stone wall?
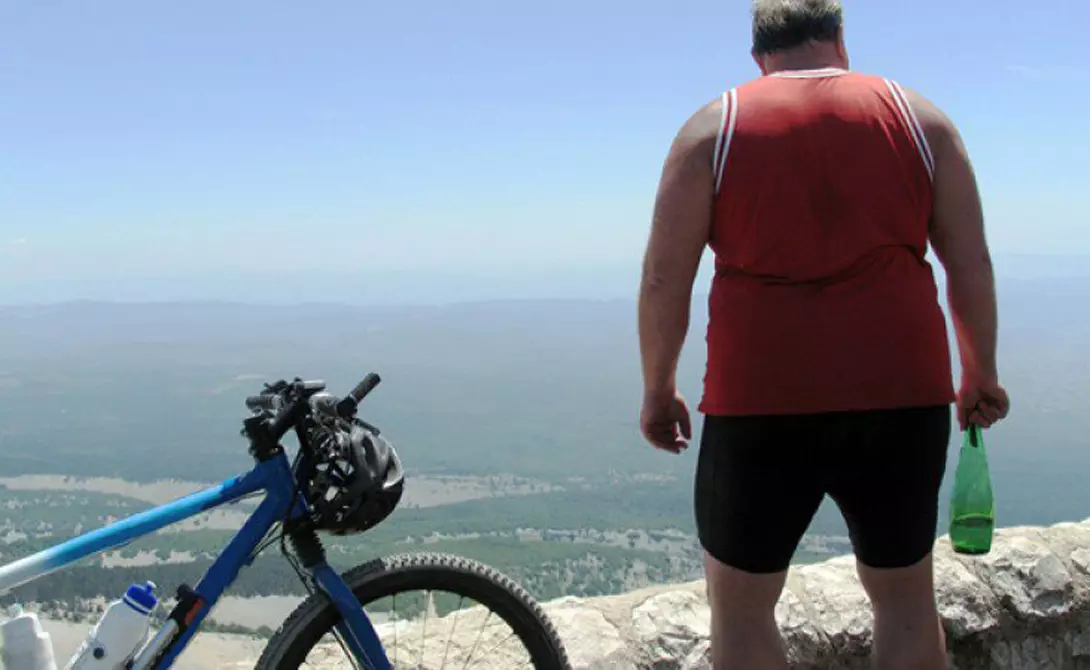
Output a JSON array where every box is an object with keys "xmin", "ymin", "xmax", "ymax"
[
  {"xmin": 542, "ymin": 517, "xmax": 1090, "ymax": 669},
  {"xmin": 239, "ymin": 518, "xmax": 1090, "ymax": 669}
]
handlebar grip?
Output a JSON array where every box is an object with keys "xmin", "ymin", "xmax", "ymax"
[
  {"xmin": 335, "ymin": 373, "xmax": 381, "ymax": 418},
  {"xmin": 246, "ymin": 395, "xmax": 278, "ymax": 412},
  {"xmin": 350, "ymin": 373, "xmax": 381, "ymax": 403}
]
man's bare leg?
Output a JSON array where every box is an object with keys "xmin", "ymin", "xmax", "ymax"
[
  {"xmin": 856, "ymin": 553, "xmax": 947, "ymax": 670},
  {"xmin": 704, "ymin": 551, "xmax": 791, "ymax": 670}
]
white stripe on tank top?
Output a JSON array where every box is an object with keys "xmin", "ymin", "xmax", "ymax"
[
  {"xmin": 711, "ymin": 72, "xmax": 935, "ymax": 191},
  {"xmin": 712, "ymin": 88, "xmax": 738, "ymax": 195},
  {"xmin": 884, "ymin": 78, "xmax": 935, "ymax": 181}
]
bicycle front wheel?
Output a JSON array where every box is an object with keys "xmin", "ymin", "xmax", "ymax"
[{"xmin": 256, "ymin": 552, "xmax": 570, "ymax": 670}]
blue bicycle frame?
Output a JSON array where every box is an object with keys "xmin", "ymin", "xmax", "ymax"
[{"xmin": 0, "ymin": 449, "xmax": 391, "ymax": 669}]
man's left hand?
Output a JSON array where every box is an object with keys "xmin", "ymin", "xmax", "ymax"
[{"xmin": 640, "ymin": 389, "xmax": 692, "ymax": 454}]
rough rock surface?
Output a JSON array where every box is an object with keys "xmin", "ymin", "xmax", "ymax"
[
  {"xmin": 235, "ymin": 518, "xmax": 1090, "ymax": 669},
  {"xmin": 541, "ymin": 518, "xmax": 1090, "ymax": 669}
]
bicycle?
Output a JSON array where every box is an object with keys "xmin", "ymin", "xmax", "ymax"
[{"xmin": 0, "ymin": 373, "xmax": 571, "ymax": 669}]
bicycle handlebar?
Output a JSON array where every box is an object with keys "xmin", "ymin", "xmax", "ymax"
[
  {"xmin": 336, "ymin": 372, "xmax": 381, "ymax": 418},
  {"xmin": 244, "ymin": 374, "xmax": 382, "ymax": 445}
]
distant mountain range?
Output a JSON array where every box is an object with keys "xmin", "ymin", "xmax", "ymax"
[{"xmin": 2, "ymin": 252, "xmax": 1086, "ymax": 306}]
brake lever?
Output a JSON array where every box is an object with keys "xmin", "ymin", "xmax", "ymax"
[
  {"xmin": 357, "ymin": 418, "xmax": 381, "ymax": 436},
  {"xmin": 264, "ymin": 380, "xmax": 290, "ymax": 394}
]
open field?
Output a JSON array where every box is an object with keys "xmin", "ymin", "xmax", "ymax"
[
  {"xmin": 0, "ymin": 473, "xmax": 854, "ymax": 635},
  {"xmin": 0, "ymin": 473, "xmax": 563, "ymax": 510}
]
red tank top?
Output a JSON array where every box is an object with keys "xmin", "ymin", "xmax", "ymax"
[{"xmin": 699, "ymin": 68, "xmax": 955, "ymax": 416}]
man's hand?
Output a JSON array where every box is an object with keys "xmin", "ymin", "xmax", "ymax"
[
  {"xmin": 637, "ymin": 97, "xmax": 718, "ymax": 452},
  {"xmin": 903, "ymin": 85, "xmax": 1006, "ymax": 436},
  {"xmin": 640, "ymin": 389, "xmax": 692, "ymax": 454},
  {"xmin": 958, "ymin": 376, "xmax": 1010, "ymax": 431}
]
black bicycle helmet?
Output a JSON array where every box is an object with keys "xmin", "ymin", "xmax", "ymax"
[{"xmin": 301, "ymin": 395, "xmax": 405, "ymax": 536}]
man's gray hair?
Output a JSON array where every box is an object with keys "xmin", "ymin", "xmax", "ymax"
[{"xmin": 751, "ymin": 0, "xmax": 844, "ymax": 56}]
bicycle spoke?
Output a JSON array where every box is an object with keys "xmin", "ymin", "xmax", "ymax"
[
  {"xmin": 330, "ymin": 627, "xmax": 364, "ymax": 670},
  {"xmin": 439, "ymin": 595, "xmax": 466, "ymax": 669},
  {"xmin": 460, "ymin": 609, "xmax": 493, "ymax": 670},
  {"xmin": 468, "ymin": 630, "xmax": 520, "ymax": 669},
  {"xmin": 418, "ymin": 589, "xmax": 431, "ymax": 669},
  {"xmin": 392, "ymin": 593, "xmax": 398, "ymax": 668}
]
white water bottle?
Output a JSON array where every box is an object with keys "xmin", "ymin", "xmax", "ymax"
[
  {"xmin": 65, "ymin": 582, "xmax": 158, "ymax": 670},
  {"xmin": 0, "ymin": 604, "xmax": 58, "ymax": 670}
]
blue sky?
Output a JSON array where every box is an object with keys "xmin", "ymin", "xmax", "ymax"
[{"xmin": 0, "ymin": 0, "xmax": 1086, "ymax": 303}]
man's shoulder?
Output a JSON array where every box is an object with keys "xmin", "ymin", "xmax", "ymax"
[
  {"xmin": 678, "ymin": 94, "xmax": 729, "ymax": 151},
  {"xmin": 887, "ymin": 79, "xmax": 958, "ymax": 152},
  {"xmin": 681, "ymin": 77, "xmax": 760, "ymax": 137}
]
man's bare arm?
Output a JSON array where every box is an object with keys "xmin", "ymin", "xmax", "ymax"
[
  {"xmin": 638, "ymin": 101, "xmax": 719, "ymax": 398},
  {"xmin": 907, "ymin": 89, "xmax": 999, "ymax": 384}
]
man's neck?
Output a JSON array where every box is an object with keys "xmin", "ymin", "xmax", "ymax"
[{"xmin": 761, "ymin": 48, "xmax": 847, "ymax": 76}]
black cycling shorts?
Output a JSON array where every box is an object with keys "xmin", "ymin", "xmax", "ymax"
[{"xmin": 694, "ymin": 405, "xmax": 951, "ymax": 573}]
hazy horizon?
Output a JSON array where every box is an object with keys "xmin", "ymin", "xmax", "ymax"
[{"xmin": 2, "ymin": 251, "xmax": 1087, "ymax": 307}]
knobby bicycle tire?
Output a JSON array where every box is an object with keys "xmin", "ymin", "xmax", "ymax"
[{"xmin": 255, "ymin": 552, "xmax": 571, "ymax": 669}]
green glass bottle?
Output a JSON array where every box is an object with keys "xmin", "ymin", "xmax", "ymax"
[{"xmin": 949, "ymin": 424, "xmax": 996, "ymax": 554}]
